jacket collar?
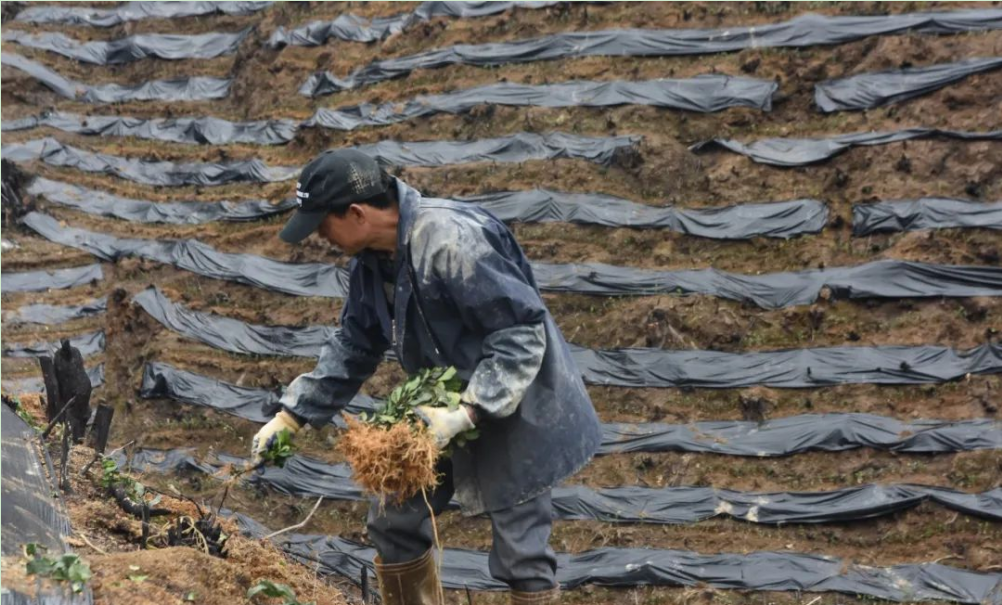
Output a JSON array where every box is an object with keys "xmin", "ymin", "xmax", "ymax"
[{"xmin": 395, "ymin": 177, "xmax": 422, "ymax": 256}]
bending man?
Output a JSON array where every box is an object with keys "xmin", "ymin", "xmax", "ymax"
[{"xmin": 252, "ymin": 149, "xmax": 601, "ymax": 604}]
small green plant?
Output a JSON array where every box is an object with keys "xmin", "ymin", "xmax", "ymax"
[
  {"xmin": 358, "ymin": 366, "xmax": 479, "ymax": 447},
  {"xmin": 100, "ymin": 458, "xmax": 124, "ymax": 490},
  {"xmin": 100, "ymin": 458, "xmax": 160, "ymax": 506},
  {"xmin": 260, "ymin": 429, "xmax": 296, "ymax": 468},
  {"xmin": 132, "ymin": 480, "xmax": 161, "ymax": 506},
  {"xmin": 23, "ymin": 543, "xmax": 92, "ymax": 594},
  {"xmin": 247, "ymin": 580, "xmax": 314, "ymax": 605}
]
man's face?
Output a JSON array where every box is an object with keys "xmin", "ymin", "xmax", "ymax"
[{"xmin": 317, "ymin": 206, "xmax": 369, "ymax": 256}]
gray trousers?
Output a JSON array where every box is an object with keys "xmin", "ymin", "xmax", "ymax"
[{"xmin": 366, "ymin": 460, "xmax": 558, "ymax": 592}]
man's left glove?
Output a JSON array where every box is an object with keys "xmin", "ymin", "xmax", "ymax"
[
  {"xmin": 415, "ymin": 405, "xmax": 476, "ymax": 449},
  {"xmin": 251, "ymin": 409, "xmax": 302, "ymax": 464}
]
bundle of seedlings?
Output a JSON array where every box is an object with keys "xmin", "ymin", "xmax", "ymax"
[{"xmin": 338, "ymin": 367, "xmax": 478, "ymax": 505}]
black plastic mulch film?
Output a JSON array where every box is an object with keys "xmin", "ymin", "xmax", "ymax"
[
  {"xmin": 28, "ymin": 177, "xmax": 298, "ymax": 223},
  {"xmin": 303, "ymin": 77, "xmax": 778, "ymax": 119},
  {"xmin": 2, "ymin": 297, "xmax": 108, "ymax": 326},
  {"xmin": 1, "ymin": 53, "xmax": 232, "ymax": 104},
  {"xmin": 4, "ymin": 112, "xmax": 299, "ymax": 146},
  {"xmin": 298, "ymin": 8, "xmax": 1002, "ymax": 94},
  {"xmin": 2, "ymin": 28, "xmax": 251, "ymax": 65},
  {"xmin": 2, "ymin": 330, "xmax": 105, "ymax": 359},
  {"xmin": 1, "ymin": 264, "xmax": 103, "ymax": 293},
  {"xmin": 27, "ymin": 176, "xmax": 827, "ymax": 239},
  {"xmin": 304, "ymin": 75, "xmax": 775, "ymax": 117},
  {"xmin": 529, "ymin": 259, "xmax": 1002, "ymax": 304},
  {"xmin": 133, "ymin": 286, "xmax": 1002, "ymax": 390},
  {"xmin": 458, "ymin": 190, "xmax": 826, "ymax": 238},
  {"xmin": 23, "ymin": 211, "xmax": 347, "ymax": 298},
  {"xmin": 2, "ymin": 138, "xmax": 297, "ymax": 186},
  {"xmin": 140, "ymin": 361, "xmax": 1002, "ymax": 457},
  {"xmin": 1, "ymin": 406, "xmax": 95, "ymax": 605},
  {"xmin": 690, "ymin": 128, "xmax": 1002, "ymax": 167},
  {"xmin": 13, "ymin": 2, "xmax": 272, "ymax": 27},
  {"xmin": 1, "ymin": 75, "xmax": 778, "ymax": 142},
  {"xmin": 21, "ymin": 177, "xmax": 1000, "ymax": 239},
  {"xmin": 239, "ymin": 509, "xmax": 1002, "ymax": 603},
  {"xmin": 1, "ymin": 407, "xmax": 75, "ymax": 554},
  {"xmin": 2, "ymin": 135, "xmax": 638, "ymax": 185},
  {"xmin": 22, "ymin": 212, "xmax": 1002, "ymax": 306},
  {"xmin": 815, "ymin": 57, "xmax": 1002, "ymax": 112},
  {"xmin": 268, "ymin": 1, "xmax": 574, "ymax": 48},
  {"xmin": 853, "ymin": 198, "xmax": 1002, "ymax": 236},
  {"xmin": 234, "ymin": 513, "xmax": 1002, "ymax": 602},
  {"xmin": 118, "ymin": 447, "xmax": 1002, "ymax": 525}
]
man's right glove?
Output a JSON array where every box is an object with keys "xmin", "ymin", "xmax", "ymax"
[
  {"xmin": 251, "ymin": 410, "xmax": 302, "ymax": 464},
  {"xmin": 414, "ymin": 404, "xmax": 476, "ymax": 449}
]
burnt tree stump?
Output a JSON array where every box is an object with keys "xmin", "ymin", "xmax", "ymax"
[
  {"xmin": 38, "ymin": 356, "xmax": 61, "ymax": 421},
  {"xmin": 88, "ymin": 404, "xmax": 114, "ymax": 453},
  {"xmin": 38, "ymin": 340, "xmax": 92, "ymax": 442}
]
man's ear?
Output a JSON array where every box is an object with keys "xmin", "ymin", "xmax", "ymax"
[{"xmin": 348, "ymin": 204, "xmax": 366, "ymax": 223}]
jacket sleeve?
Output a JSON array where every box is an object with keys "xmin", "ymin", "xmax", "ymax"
[
  {"xmin": 279, "ymin": 261, "xmax": 389, "ymax": 427},
  {"xmin": 412, "ymin": 211, "xmax": 547, "ymax": 419}
]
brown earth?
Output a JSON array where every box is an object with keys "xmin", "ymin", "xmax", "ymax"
[
  {"xmin": 3, "ymin": 2, "xmax": 1002, "ymax": 603},
  {"xmin": 0, "ymin": 426, "xmax": 349, "ymax": 605}
]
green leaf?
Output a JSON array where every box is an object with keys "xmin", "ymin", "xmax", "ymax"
[
  {"xmin": 26, "ymin": 558, "xmax": 55, "ymax": 576},
  {"xmin": 365, "ymin": 366, "xmax": 466, "ymax": 429},
  {"xmin": 184, "ymin": 592, "xmax": 197, "ymax": 602},
  {"xmin": 247, "ymin": 579, "xmax": 297, "ymax": 600},
  {"xmin": 261, "ymin": 429, "xmax": 297, "ymax": 468},
  {"xmin": 62, "ymin": 554, "xmax": 89, "ymax": 578},
  {"xmin": 129, "ymin": 575, "xmax": 149, "ymax": 583},
  {"xmin": 23, "ymin": 543, "xmax": 45, "ymax": 558}
]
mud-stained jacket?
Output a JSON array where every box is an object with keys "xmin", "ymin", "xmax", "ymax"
[{"xmin": 280, "ymin": 178, "xmax": 601, "ymax": 514}]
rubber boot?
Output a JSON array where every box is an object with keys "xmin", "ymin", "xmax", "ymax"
[
  {"xmin": 511, "ymin": 588, "xmax": 560, "ymax": 604},
  {"xmin": 374, "ymin": 549, "xmax": 443, "ymax": 605}
]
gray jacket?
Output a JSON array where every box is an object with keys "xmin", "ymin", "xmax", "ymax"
[{"xmin": 280, "ymin": 179, "xmax": 601, "ymax": 514}]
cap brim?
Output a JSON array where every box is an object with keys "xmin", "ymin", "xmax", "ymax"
[{"xmin": 279, "ymin": 209, "xmax": 326, "ymax": 244}]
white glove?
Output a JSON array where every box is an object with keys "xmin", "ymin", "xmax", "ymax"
[
  {"xmin": 251, "ymin": 410, "xmax": 302, "ymax": 464},
  {"xmin": 414, "ymin": 405, "xmax": 476, "ymax": 449}
]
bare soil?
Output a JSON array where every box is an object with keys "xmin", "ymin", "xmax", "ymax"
[{"xmin": 0, "ymin": 421, "xmax": 349, "ymax": 605}]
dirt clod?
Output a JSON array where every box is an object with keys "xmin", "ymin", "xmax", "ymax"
[
  {"xmin": 739, "ymin": 388, "xmax": 775, "ymax": 423},
  {"xmin": 740, "ymin": 57, "xmax": 761, "ymax": 73}
]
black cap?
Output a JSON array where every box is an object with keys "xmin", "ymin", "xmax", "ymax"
[{"xmin": 279, "ymin": 149, "xmax": 389, "ymax": 244}]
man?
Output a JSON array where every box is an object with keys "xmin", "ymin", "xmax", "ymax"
[{"xmin": 252, "ymin": 149, "xmax": 601, "ymax": 604}]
